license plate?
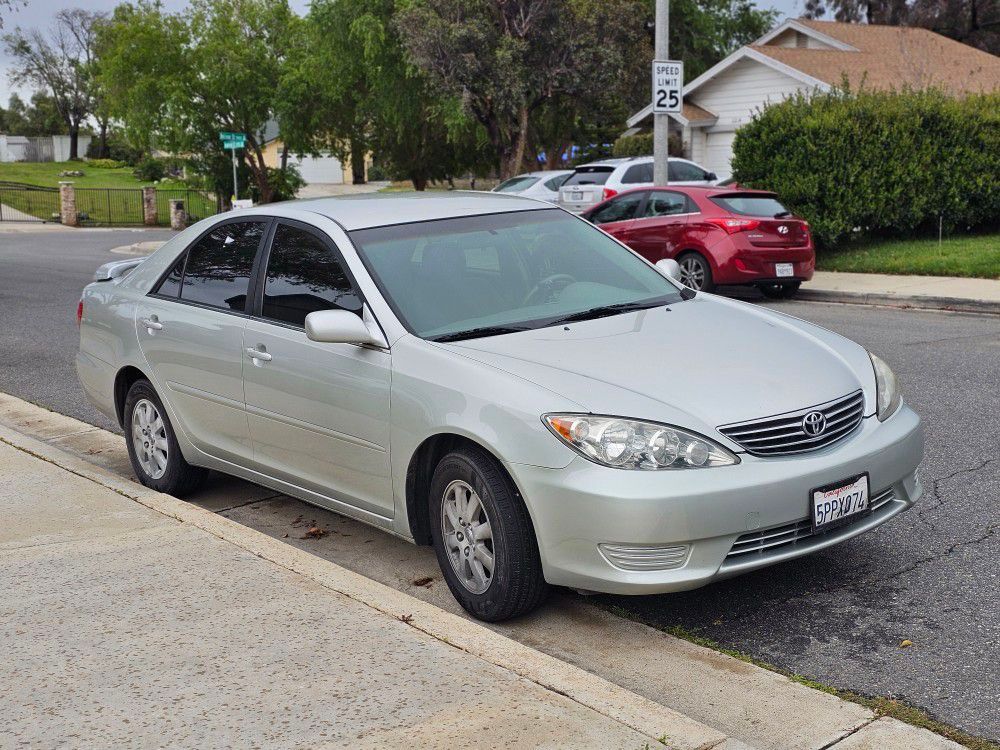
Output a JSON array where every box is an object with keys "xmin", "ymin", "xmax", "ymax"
[
  {"xmin": 811, "ymin": 473, "xmax": 869, "ymax": 531},
  {"xmin": 776, "ymin": 263, "xmax": 794, "ymax": 277},
  {"xmin": 571, "ymin": 191, "xmax": 583, "ymax": 201}
]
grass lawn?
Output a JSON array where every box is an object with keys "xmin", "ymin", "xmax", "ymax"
[
  {"xmin": 0, "ymin": 160, "xmax": 216, "ymax": 225},
  {"xmin": 818, "ymin": 233, "xmax": 1000, "ymax": 279}
]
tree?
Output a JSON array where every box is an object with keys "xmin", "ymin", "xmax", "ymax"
[
  {"xmin": 3, "ymin": 8, "xmax": 105, "ymax": 158},
  {"xmin": 0, "ymin": 92, "xmax": 66, "ymax": 135},
  {"xmin": 97, "ymin": 0, "xmax": 293, "ymax": 203},
  {"xmin": 396, "ymin": 0, "xmax": 648, "ymax": 179},
  {"xmin": 0, "ymin": 1, "xmax": 25, "ymax": 29}
]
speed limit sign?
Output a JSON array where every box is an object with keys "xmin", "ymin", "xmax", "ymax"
[{"xmin": 652, "ymin": 60, "xmax": 683, "ymax": 114}]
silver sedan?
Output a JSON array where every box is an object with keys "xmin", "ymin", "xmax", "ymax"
[{"xmin": 77, "ymin": 193, "xmax": 923, "ymax": 621}]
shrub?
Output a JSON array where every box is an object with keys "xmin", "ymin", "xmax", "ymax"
[
  {"xmin": 611, "ymin": 132, "xmax": 682, "ymax": 158},
  {"xmin": 132, "ymin": 157, "xmax": 166, "ymax": 182},
  {"xmin": 731, "ymin": 88, "xmax": 1000, "ymax": 247}
]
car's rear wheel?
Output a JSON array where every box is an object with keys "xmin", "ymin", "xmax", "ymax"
[
  {"xmin": 759, "ymin": 281, "xmax": 801, "ymax": 299},
  {"xmin": 429, "ymin": 446, "xmax": 548, "ymax": 621},
  {"xmin": 677, "ymin": 252, "xmax": 714, "ymax": 292},
  {"xmin": 124, "ymin": 380, "xmax": 207, "ymax": 497}
]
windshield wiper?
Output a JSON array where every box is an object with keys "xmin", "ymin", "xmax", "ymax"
[
  {"xmin": 547, "ymin": 299, "xmax": 669, "ymax": 326},
  {"xmin": 431, "ymin": 325, "xmax": 531, "ymax": 343},
  {"xmin": 774, "ymin": 210, "xmax": 793, "ymax": 218}
]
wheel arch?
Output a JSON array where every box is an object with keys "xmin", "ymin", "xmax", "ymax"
[{"xmin": 113, "ymin": 365, "xmax": 151, "ymax": 428}]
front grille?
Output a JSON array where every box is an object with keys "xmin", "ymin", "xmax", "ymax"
[
  {"xmin": 718, "ymin": 391, "xmax": 865, "ymax": 456},
  {"xmin": 724, "ymin": 488, "xmax": 895, "ymax": 562}
]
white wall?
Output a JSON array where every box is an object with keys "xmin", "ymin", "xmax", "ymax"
[
  {"xmin": 53, "ymin": 135, "xmax": 91, "ymax": 162},
  {"xmin": 767, "ymin": 28, "xmax": 837, "ymax": 50}
]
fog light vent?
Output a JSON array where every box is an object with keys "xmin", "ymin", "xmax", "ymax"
[{"xmin": 598, "ymin": 543, "xmax": 689, "ymax": 571}]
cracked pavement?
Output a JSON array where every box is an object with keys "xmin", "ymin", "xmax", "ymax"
[{"xmin": 2, "ymin": 231, "xmax": 998, "ymax": 742}]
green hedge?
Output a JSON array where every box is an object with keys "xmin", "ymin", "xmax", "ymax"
[
  {"xmin": 730, "ymin": 89, "xmax": 1000, "ymax": 247},
  {"xmin": 611, "ymin": 132, "xmax": 682, "ymax": 158}
]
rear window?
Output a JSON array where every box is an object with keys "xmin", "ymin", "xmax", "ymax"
[
  {"xmin": 710, "ymin": 193, "xmax": 791, "ymax": 217},
  {"xmin": 563, "ymin": 167, "xmax": 614, "ymax": 187},
  {"xmin": 495, "ymin": 176, "xmax": 539, "ymax": 193}
]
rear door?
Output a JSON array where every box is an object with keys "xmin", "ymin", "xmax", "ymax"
[
  {"xmin": 242, "ymin": 220, "xmax": 393, "ymax": 519},
  {"xmin": 625, "ymin": 191, "xmax": 692, "ymax": 261},
  {"xmin": 135, "ymin": 218, "xmax": 269, "ymax": 465},
  {"xmin": 585, "ymin": 191, "xmax": 646, "ymax": 241}
]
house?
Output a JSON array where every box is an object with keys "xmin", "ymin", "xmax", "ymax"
[
  {"xmin": 258, "ymin": 120, "xmax": 365, "ymax": 186},
  {"xmin": 627, "ymin": 19, "xmax": 1000, "ymax": 178}
]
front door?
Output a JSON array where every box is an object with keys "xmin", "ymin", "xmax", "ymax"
[
  {"xmin": 625, "ymin": 190, "xmax": 691, "ymax": 262},
  {"xmin": 242, "ymin": 221, "xmax": 393, "ymax": 519},
  {"xmin": 135, "ymin": 219, "xmax": 268, "ymax": 465}
]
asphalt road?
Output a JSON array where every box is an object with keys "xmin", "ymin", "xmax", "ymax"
[{"xmin": 2, "ymin": 228, "xmax": 998, "ymax": 742}]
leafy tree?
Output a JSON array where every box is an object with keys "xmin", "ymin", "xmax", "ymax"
[
  {"xmin": 3, "ymin": 8, "xmax": 105, "ymax": 158},
  {"xmin": 0, "ymin": 92, "xmax": 66, "ymax": 135},
  {"xmin": 396, "ymin": 0, "xmax": 648, "ymax": 179}
]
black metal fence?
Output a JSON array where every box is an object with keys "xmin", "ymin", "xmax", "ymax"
[
  {"xmin": 0, "ymin": 181, "xmax": 60, "ymax": 222},
  {"xmin": 0, "ymin": 182, "xmax": 217, "ymax": 225}
]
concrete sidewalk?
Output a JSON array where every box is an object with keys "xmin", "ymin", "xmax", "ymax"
[
  {"xmin": 0, "ymin": 429, "xmax": 728, "ymax": 750},
  {"xmin": 802, "ymin": 271, "xmax": 1000, "ymax": 315}
]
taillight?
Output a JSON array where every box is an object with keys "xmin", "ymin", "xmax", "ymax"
[
  {"xmin": 602, "ymin": 188, "xmax": 618, "ymax": 201},
  {"xmin": 706, "ymin": 217, "xmax": 761, "ymax": 234},
  {"xmin": 76, "ymin": 298, "xmax": 84, "ymax": 326}
]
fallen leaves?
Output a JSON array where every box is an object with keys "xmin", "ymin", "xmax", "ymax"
[
  {"xmin": 399, "ymin": 613, "xmax": 414, "ymax": 624},
  {"xmin": 900, "ymin": 639, "xmax": 914, "ymax": 648},
  {"xmin": 412, "ymin": 576, "xmax": 434, "ymax": 588},
  {"xmin": 301, "ymin": 526, "xmax": 327, "ymax": 539}
]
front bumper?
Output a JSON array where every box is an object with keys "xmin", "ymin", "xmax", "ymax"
[{"xmin": 508, "ymin": 404, "xmax": 923, "ymax": 595}]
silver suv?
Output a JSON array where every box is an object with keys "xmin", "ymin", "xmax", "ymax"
[{"xmin": 557, "ymin": 156, "xmax": 716, "ymax": 213}]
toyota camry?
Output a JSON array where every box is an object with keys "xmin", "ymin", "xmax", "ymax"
[{"xmin": 76, "ymin": 193, "xmax": 923, "ymax": 621}]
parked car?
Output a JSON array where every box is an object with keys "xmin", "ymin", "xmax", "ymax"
[
  {"xmin": 583, "ymin": 186, "xmax": 814, "ymax": 298},
  {"xmin": 492, "ymin": 170, "xmax": 574, "ymax": 202},
  {"xmin": 557, "ymin": 156, "xmax": 715, "ymax": 214},
  {"xmin": 77, "ymin": 193, "xmax": 921, "ymax": 622}
]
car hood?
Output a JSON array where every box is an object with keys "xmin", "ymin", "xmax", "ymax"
[{"xmin": 442, "ymin": 295, "xmax": 876, "ymax": 439}]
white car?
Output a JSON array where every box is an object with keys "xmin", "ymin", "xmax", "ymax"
[
  {"xmin": 558, "ymin": 156, "xmax": 716, "ymax": 213},
  {"xmin": 492, "ymin": 170, "xmax": 574, "ymax": 202}
]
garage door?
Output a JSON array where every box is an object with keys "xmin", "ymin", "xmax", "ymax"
[
  {"xmin": 704, "ymin": 131, "xmax": 737, "ymax": 178},
  {"xmin": 290, "ymin": 156, "xmax": 344, "ymax": 185}
]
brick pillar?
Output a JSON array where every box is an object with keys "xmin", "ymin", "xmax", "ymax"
[
  {"xmin": 142, "ymin": 186, "xmax": 157, "ymax": 226},
  {"xmin": 168, "ymin": 199, "xmax": 186, "ymax": 231},
  {"xmin": 59, "ymin": 181, "xmax": 78, "ymax": 227}
]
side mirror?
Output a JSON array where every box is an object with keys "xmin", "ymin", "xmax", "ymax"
[
  {"xmin": 305, "ymin": 309, "xmax": 379, "ymax": 345},
  {"xmin": 656, "ymin": 258, "xmax": 682, "ymax": 282},
  {"xmin": 706, "ymin": 172, "xmax": 717, "ymax": 182}
]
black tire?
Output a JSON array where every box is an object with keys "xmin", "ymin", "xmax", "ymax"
[
  {"xmin": 677, "ymin": 252, "xmax": 714, "ymax": 292},
  {"xmin": 124, "ymin": 379, "xmax": 207, "ymax": 497},
  {"xmin": 759, "ymin": 281, "xmax": 801, "ymax": 299},
  {"xmin": 429, "ymin": 446, "xmax": 549, "ymax": 621}
]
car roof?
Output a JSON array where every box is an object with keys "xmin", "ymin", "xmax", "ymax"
[{"xmin": 243, "ymin": 191, "xmax": 552, "ymax": 231}]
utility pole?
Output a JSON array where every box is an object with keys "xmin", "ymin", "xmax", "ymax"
[{"xmin": 653, "ymin": 0, "xmax": 669, "ymax": 186}]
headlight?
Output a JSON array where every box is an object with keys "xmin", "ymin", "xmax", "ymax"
[
  {"xmin": 869, "ymin": 351, "xmax": 901, "ymax": 421},
  {"xmin": 543, "ymin": 414, "xmax": 739, "ymax": 470}
]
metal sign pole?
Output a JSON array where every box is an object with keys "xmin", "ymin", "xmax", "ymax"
[
  {"xmin": 231, "ymin": 145, "xmax": 238, "ymax": 203},
  {"xmin": 653, "ymin": 0, "xmax": 669, "ymax": 186}
]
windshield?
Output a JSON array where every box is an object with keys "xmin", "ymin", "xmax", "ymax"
[
  {"xmin": 562, "ymin": 167, "xmax": 614, "ymax": 187},
  {"xmin": 350, "ymin": 209, "xmax": 684, "ymax": 341},
  {"xmin": 711, "ymin": 193, "xmax": 791, "ymax": 217},
  {"xmin": 494, "ymin": 176, "xmax": 539, "ymax": 193}
]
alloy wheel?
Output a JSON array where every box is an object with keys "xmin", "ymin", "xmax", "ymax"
[
  {"xmin": 440, "ymin": 479, "xmax": 495, "ymax": 594},
  {"xmin": 679, "ymin": 257, "xmax": 706, "ymax": 290},
  {"xmin": 131, "ymin": 398, "xmax": 169, "ymax": 480}
]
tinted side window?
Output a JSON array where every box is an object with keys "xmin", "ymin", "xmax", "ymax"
[
  {"xmin": 154, "ymin": 255, "xmax": 185, "ymax": 298},
  {"xmin": 642, "ymin": 191, "xmax": 689, "ymax": 217},
  {"xmin": 669, "ymin": 162, "xmax": 708, "ymax": 182},
  {"xmin": 179, "ymin": 221, "xmax": 266, "ymax": 311},
  {"xmin": 589, "ymin": 192, "xmax": 645, "ymax": 224},
  {"xmin": 544, "ymin": 173, "xmax": 570, "ymax": 191},
  {"xmin": 261, "ymin": 223, "xmax": 362, "ymax": 327},
  {"xmin": 621, "ymin": 163, "xmax": 654, "ymax": 184}
]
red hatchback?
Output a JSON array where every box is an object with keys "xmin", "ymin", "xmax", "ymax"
[{"xmin": 581, "ymin": 186, "xmax": 814, "ymax": 298}]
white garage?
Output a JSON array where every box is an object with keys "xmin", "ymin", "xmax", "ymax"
[
  {"xmin": 287, "ymin": 155, "xmax": 345, "ymax": 185},
  {"xmin": 703, "ymin": 131, "xmax": 738, "ymax": 178}
]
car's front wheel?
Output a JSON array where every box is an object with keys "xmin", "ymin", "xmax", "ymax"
[
  {"xmin": 124, "ymin": 380, "xmax": 207, "ymax": 496},
  {"xmin": 759, "ymin": 281, "xmax": 801, "ymax": 299},
  {"xmin": 429, "ymin": 446, "xmax": 548, "ymax": 621}
]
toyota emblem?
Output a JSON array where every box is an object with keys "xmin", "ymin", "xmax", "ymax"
[
  {"xmin": 802, "ymin": 411, "xmax": 827, "ymax": 436},
  {"xmin": 777, "ymin": 225, "xmax": 789, "ymax": 235}
]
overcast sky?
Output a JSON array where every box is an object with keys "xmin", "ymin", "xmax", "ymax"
[{"xmin": 1, "ymin": 0, "xmax": 803, "ymax": 106}]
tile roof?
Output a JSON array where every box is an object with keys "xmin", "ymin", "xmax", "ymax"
[{"xmin": 755, "ymin": 20, "xmax": 1000, "ymax": 96}]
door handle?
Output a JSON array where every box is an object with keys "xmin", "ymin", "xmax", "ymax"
[
  {"xmin": 140, "ymin": 316, "xmax": 163, "ymax": 332},
  {"xmin": 246, "ymin": 347, "xmax": 272, "ymax": 363}
]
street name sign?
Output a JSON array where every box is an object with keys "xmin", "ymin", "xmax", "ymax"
[
  {"xmin": 651, "ymin": 60, "xmax": 683, "ymax": 114},
  {"xmin": 219, "ymin": 131, "xmax": 246, "ymax": 149}
]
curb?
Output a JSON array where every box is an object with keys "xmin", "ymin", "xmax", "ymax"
[
  {"xmin": 0, "ymin": 419, "xmax": 731, "ymax": 750},
  {"xmin": 797, "ymin": 288, "xmax": 1000, "ymax": 316}
]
